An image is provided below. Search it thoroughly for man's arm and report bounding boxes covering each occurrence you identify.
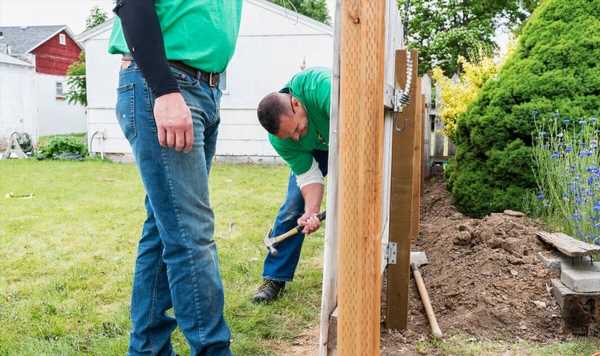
[115,0,193,152]
[295,158,325,234]
[298,183,324,234]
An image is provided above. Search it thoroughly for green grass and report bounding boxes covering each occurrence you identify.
[2,160,599,355]
[0,160,323,355]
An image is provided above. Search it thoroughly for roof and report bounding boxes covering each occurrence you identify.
[77,0,332,43]
[0,52,33,67]
[0,25,81,54]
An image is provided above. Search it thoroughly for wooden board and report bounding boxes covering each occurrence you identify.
[537,231,600,257]
[384,49,420,330]
[336,0,387,354]
[319,0,342,354]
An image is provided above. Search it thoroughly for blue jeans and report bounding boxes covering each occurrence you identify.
[262,150,328,281]
[116,62,231,356]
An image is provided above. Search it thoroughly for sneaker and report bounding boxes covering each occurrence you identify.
[252,280,286,303]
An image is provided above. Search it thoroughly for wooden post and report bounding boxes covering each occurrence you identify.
[384,49,421,330]
[337,0,387,354]
[319,0,342,354]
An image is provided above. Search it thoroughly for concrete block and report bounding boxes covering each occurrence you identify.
[537,251,562,271]
[552,279,600,336]
[561,260,600,292]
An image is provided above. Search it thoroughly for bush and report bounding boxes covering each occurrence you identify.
[37,135,87,160]
[447,0,600,217]
[432,54,502,140]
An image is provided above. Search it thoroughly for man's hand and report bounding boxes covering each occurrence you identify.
[298,211,321,235]
[154,92,194,152]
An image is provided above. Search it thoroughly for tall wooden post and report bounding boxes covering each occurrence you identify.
[385,49,421,330]
[337,0,387,354]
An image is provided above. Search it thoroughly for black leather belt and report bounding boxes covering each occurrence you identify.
[168,60,220,88]
[121,54,220,87]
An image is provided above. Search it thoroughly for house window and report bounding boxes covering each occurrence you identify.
[219,70,227,92]
[56,81,65,99]
[59,33,66,46]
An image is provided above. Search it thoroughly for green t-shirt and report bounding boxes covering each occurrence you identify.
[269,68,331,176]
[108,0,243,73]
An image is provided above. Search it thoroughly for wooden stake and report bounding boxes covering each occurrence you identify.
[385,49,421,330]
[337,0,387,354]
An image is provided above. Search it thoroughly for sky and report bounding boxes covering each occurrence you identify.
[0,0,505,55]
[0,0,335,35]
[0,0,115,34]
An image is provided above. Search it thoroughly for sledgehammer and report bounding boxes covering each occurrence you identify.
[411,251,443,338]
[263,211,326,255]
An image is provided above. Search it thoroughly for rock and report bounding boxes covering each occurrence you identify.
[536,251,562,271]
[533,300,546,309]
[487,237,504,249]
[504,210,525,217]
[510,269,518,277]
[454,230,473,246]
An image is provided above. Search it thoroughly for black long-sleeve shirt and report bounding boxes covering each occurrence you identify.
[114,0,179,97]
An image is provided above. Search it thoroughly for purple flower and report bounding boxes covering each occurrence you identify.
[536,193,545,200]
[552,152,561,159]
[573,213,583,222]
[593,201,600,211]
[565,146,573,153]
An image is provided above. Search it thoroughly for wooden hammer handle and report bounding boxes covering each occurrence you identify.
[412,265,443,338]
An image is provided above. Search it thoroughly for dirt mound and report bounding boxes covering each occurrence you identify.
[403,178,565,342]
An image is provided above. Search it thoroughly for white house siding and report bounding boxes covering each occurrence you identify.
[82,0,333,159]
[0,60,36,143]
[34,73,86,136]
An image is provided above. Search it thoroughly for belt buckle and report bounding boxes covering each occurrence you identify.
[208,73,218,88]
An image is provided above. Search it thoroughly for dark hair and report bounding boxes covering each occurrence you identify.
[257,93,291,135]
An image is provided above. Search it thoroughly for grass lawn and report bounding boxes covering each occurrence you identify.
[2,159,599,355]
[0,160,323,355]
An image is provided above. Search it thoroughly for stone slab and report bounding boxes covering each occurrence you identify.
[551,279,600,336]
[561,260,600,292]
[537,231,600,257]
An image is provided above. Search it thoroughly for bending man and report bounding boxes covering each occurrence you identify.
[254,67,331,303]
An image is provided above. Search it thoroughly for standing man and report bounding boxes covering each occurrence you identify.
[253,67,331,303]
[108,1,242,354]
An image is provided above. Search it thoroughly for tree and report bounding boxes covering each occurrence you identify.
[270,0,330,24]
[446,0,600,217]
[431,49,508,140]
[398,0,539,75]
[65,52,86,106]
[65,7,108,106]
[86,6,108,30]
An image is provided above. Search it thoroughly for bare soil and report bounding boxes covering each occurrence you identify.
[381,177,569,354]
[281,177,571,355]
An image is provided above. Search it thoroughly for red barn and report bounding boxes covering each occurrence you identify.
[0,25,82,75]
[0,25,86,138]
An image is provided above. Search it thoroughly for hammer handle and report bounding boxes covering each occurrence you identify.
[412,264,443,338]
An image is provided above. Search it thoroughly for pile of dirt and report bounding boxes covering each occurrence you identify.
[385,177,566,347]
[281,178,570,355]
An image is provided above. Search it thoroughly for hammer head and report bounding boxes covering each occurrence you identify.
[410,251,429,268]
[263,229,278,256]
